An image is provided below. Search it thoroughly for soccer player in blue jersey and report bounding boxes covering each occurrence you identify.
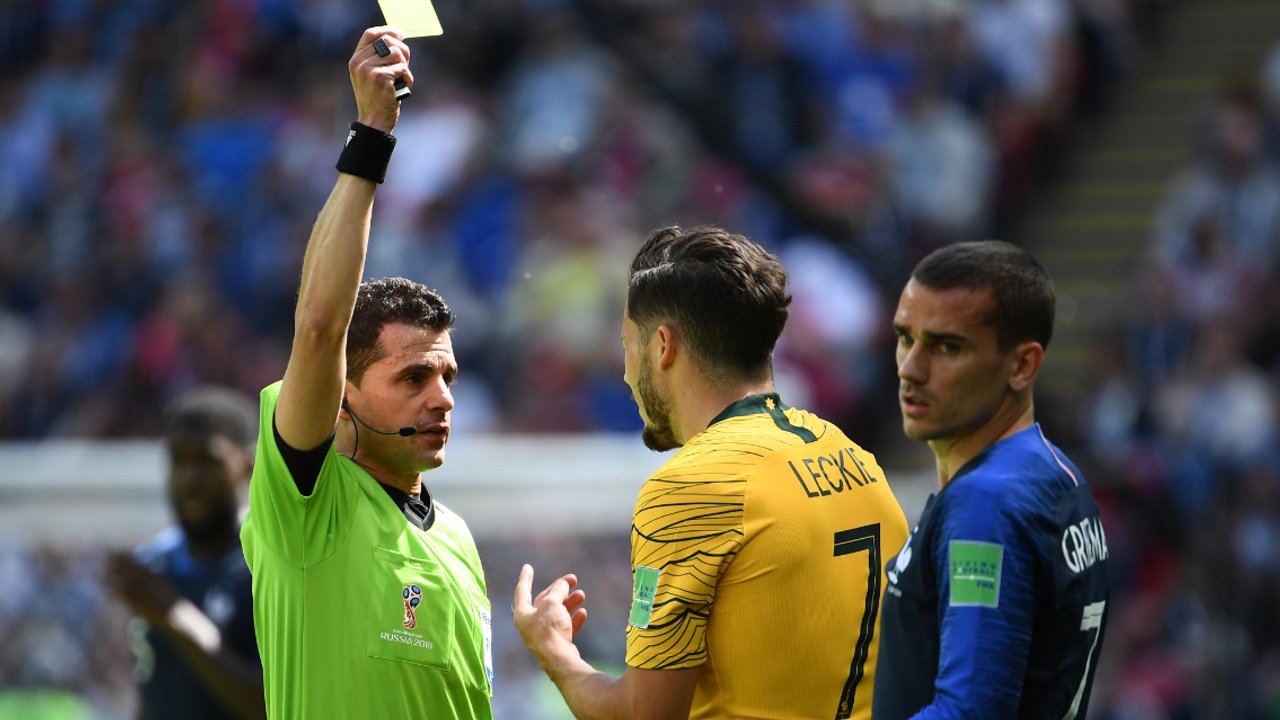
[104,387,264,719]
[874,241,1110,719]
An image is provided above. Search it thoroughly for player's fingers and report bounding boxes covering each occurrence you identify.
[563,588,586,615]
[532,573,577,606]
[102,554,135,581]
[570,608,588,638]
[513,563,534,613]
[531,582,560,607]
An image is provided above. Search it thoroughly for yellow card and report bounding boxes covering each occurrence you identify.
[377,0,443,37]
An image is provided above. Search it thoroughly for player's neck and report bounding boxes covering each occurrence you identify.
[674,377,776,444]
[931,397,1035,487]
[187,523,239,560]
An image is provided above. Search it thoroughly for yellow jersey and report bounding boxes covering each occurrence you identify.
[626,393,908,719]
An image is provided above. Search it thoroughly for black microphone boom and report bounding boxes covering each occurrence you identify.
[342,399,418,437]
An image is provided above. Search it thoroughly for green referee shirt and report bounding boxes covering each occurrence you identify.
[242,382,493,719]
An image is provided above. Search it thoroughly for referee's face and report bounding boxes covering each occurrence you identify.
[893,280,1014,445]
[351,323,457,473]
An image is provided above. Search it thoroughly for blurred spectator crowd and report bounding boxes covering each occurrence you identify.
[1080,58,1280,719]
[10,0,1280,718]
[0,0,1153,442]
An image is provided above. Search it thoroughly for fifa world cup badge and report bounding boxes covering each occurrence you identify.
[402,584,423,629]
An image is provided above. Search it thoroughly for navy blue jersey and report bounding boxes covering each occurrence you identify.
[874,424,1109,719]
[134,527,259,720]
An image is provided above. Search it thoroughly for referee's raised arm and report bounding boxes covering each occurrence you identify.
[275,26,410,452]
[242,27,491,720]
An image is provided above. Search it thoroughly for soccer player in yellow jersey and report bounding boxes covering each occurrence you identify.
[514,226,909,719]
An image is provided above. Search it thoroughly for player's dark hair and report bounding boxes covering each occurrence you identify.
[627,226,791,384]
[347,277,455,383]
[165,387,258,450]
[911,240,1055,351]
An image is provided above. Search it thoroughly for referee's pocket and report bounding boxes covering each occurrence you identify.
[365,546,455,671]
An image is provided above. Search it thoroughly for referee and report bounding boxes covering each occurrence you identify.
[239,27,492,719]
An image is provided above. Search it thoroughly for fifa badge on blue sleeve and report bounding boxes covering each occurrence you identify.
[949,541,1003,607]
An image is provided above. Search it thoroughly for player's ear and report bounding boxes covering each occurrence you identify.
[655,324,679,371]
[1008,340,1044,392]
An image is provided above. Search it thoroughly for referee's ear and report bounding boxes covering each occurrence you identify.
[1007,340,1044,392]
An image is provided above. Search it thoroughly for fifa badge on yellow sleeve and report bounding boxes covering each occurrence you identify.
[628,567,660,628]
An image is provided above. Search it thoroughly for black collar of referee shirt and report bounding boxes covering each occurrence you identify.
[379,483,436,532]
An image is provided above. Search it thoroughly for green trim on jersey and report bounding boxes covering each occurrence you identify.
[241,382,493,719]
[708,392,817,442]
[707,392,789,425]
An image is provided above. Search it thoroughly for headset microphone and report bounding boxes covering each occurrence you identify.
[342,399,418,437]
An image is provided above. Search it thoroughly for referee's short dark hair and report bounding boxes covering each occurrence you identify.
[627,225,791,385]
[347,277,455,384]
[911,240,1055,352]
[164,387,258,450]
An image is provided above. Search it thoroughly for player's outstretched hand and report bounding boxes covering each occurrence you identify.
[348,26,413,133]
[513,564,588,668]
[103,551,181,626]
[104,550,227,655]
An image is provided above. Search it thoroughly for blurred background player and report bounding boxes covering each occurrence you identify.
[875,241,1110,718]
[103,386,264,719]
[514,226,909,718]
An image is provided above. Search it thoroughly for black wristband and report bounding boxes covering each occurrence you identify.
[336,122,396,183]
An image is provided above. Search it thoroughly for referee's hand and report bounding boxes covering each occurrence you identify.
[349,26,412,134]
